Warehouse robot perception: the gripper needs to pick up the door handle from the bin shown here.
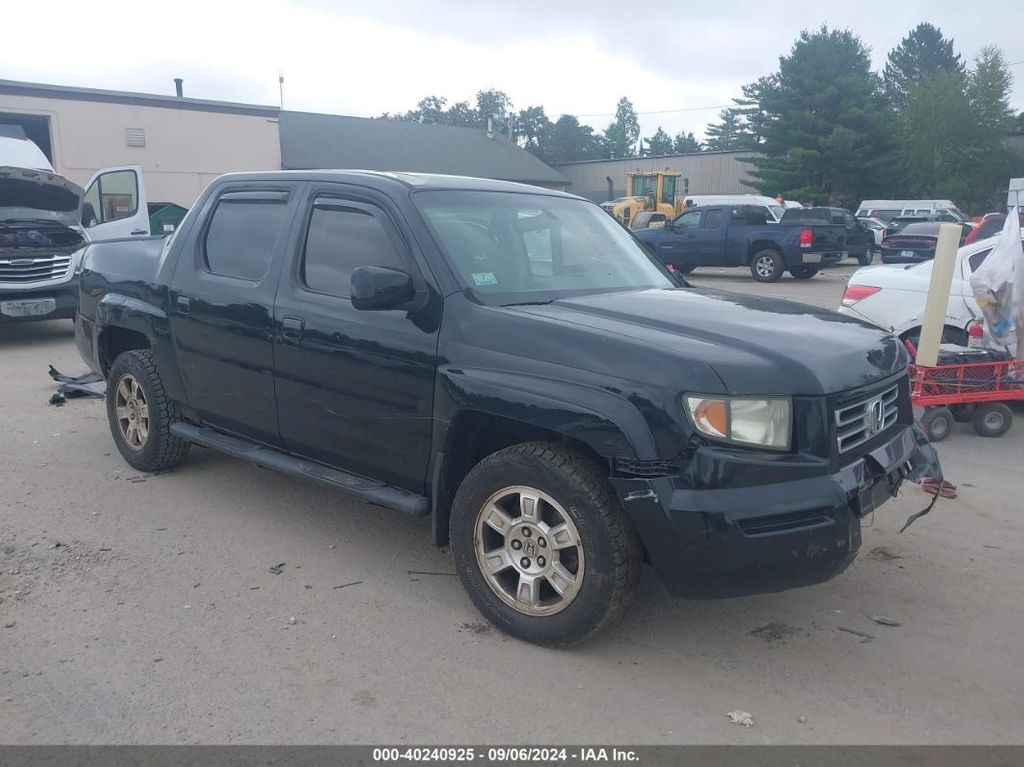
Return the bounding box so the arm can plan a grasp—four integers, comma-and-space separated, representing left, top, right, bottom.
130, 229, 148, 236
281, 315, 305, 345
175, 295, 191, 317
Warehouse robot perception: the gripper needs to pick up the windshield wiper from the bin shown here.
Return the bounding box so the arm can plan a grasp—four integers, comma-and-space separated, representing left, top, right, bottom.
500, 300, 554, 307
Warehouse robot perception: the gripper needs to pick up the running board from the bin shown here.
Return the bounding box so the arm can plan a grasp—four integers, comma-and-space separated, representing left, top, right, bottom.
169, 423, 429, 517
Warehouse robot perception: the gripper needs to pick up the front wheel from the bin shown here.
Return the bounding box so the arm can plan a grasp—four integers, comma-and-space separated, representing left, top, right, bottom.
857, 249, 874, 266
789, 266, 819, 279
107, 349, 191, 472
450, 443, 642, 647
920, 407, 954, 442
750, 249, 784, 283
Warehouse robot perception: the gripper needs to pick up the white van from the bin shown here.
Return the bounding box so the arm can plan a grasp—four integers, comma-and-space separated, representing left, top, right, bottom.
683, 194, 785, 223
1, 126, 151, 321
855, 199, 968, 224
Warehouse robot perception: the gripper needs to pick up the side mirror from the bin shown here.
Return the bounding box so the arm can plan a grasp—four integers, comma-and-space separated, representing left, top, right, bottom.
350, 266, 415, 311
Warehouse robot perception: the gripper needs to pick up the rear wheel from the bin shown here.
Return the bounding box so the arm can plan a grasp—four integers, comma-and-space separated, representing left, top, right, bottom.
857, 248, 874, 266
789, 266, 819, 279
971, 402, 1012, 438
920, 407, 954, 442
450, 442, 642, 646
750, 249, 784, 283
107, 349, 191, 472
676, 263, 697, 275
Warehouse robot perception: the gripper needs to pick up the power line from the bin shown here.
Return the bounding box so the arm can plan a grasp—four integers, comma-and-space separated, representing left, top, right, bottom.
574, 103, 735, 118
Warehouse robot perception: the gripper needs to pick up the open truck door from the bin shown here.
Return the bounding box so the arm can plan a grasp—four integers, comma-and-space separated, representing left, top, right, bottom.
80, 165, 149, 241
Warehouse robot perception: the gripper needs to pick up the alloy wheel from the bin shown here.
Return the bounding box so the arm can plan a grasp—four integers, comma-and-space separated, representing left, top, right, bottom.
474, 485, 585, 616
114, 373, 150, 451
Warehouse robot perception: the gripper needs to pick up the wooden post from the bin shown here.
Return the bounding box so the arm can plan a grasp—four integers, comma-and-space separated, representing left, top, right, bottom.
915, 223, 963, 367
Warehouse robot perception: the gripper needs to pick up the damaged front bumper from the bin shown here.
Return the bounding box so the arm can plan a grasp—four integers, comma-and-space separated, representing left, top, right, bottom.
611, 424, 942, 599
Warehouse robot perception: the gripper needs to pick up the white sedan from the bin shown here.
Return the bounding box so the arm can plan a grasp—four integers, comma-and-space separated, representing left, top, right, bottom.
837, 236, 1001, 344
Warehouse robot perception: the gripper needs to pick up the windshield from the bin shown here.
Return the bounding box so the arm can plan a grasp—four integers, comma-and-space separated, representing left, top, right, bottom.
415, 191, 673, 305
948, 207, 969, 223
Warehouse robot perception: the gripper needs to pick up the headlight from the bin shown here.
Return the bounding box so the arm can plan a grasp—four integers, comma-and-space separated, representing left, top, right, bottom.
684, 395, 792, 450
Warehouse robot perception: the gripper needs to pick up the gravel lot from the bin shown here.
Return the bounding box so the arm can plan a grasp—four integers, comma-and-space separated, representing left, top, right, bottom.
2, 265, 1022, 744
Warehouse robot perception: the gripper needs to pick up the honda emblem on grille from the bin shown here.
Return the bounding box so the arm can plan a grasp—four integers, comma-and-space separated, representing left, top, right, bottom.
866, 398, 885, 435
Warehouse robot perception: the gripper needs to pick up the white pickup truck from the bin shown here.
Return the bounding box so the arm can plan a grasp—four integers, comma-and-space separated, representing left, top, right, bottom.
0, 126, 151, 323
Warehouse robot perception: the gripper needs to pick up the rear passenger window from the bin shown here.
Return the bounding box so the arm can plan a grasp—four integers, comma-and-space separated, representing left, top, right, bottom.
703, 209, 723, 229
302, 201, 405, 297
204, 196, 288, 281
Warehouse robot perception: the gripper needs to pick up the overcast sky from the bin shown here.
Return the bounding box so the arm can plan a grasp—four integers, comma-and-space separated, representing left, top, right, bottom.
3, 1, 1022, 142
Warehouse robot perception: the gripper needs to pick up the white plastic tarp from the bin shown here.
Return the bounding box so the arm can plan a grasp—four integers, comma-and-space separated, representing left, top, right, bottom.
969, 208, 1024, 359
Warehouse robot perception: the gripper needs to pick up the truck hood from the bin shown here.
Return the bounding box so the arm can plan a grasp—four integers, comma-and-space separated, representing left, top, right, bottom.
512, 288, 907, 396
0, 166, 84, 223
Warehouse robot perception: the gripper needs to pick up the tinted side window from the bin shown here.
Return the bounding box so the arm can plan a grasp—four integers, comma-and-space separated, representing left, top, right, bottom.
968, 249, 991, 273
703, 209, 723, 229
204, 198, 287, 281
302, 202, 404, 297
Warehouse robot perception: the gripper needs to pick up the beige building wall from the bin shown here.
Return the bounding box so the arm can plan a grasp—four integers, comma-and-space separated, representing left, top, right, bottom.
557, 151, 759, 203
0, 94, 281, 207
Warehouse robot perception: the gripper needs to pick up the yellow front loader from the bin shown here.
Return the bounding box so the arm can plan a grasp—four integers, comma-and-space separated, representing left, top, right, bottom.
600, 172, 683, 229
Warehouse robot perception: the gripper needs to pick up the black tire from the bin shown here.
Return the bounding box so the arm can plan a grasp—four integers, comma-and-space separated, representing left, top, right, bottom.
857, 248, 874, 266
920, 407, 954, 442
450, 442, 642, 647
789, 266, 819, 279
950, 403, 976, 423
750, 249, 784, 282
676, 263, 697, 275
971, 402, 1012, 438
106, 349, 191, 472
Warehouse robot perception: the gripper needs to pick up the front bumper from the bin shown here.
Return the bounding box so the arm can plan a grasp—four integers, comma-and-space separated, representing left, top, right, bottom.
612, 424, 941, 599
0, 278, 79, 322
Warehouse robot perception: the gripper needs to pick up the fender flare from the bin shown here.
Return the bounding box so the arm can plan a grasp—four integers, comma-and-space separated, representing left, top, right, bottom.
437, 366, 660, 461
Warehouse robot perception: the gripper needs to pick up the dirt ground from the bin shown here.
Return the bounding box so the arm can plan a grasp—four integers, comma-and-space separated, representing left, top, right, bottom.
2, 265, 1022, 744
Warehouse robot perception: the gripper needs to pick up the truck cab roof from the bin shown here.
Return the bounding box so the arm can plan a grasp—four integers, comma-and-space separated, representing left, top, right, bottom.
213, 169, 581, 198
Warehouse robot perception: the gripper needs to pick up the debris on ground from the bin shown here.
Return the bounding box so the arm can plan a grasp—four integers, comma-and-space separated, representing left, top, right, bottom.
837, 626, 875, 642
47, 366, 104, 404
868, 546, 902, 562
726, 710, 754, 727
870, 615, 902, 627
332, 581, 362, 590
749, 621, 797, 643
269, 563, 286, 575
797, 716, 808, 724
921, 478, 958, 499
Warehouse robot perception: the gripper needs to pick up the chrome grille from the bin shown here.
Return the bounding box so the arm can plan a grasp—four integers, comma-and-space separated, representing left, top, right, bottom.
0, 254, 73, 284
835, 384, 899, 454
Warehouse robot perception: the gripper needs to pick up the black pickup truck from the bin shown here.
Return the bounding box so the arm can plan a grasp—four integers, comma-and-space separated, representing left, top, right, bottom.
75, 171, 941, 645
634, 204, 846, 282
